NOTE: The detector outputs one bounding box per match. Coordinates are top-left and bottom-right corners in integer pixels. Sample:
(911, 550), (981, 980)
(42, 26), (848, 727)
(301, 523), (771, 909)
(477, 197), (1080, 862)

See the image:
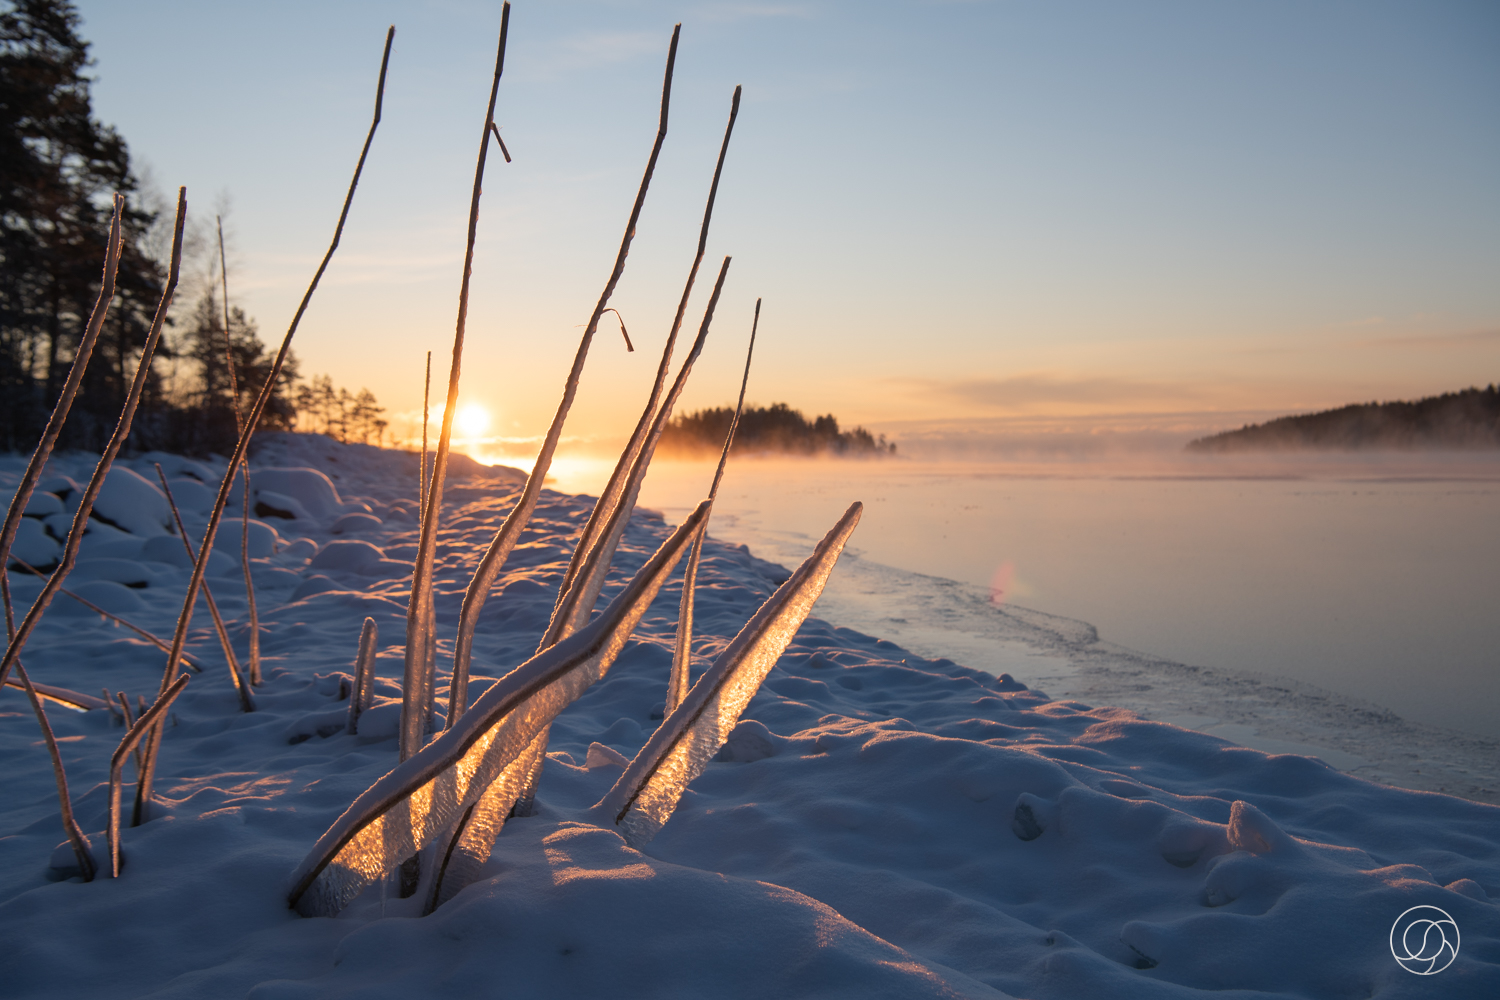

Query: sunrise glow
(456, 403), (490, 438)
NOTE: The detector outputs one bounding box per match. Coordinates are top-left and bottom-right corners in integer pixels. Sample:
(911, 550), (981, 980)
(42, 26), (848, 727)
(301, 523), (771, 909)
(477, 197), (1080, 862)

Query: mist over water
(545, 450), (1500, 741)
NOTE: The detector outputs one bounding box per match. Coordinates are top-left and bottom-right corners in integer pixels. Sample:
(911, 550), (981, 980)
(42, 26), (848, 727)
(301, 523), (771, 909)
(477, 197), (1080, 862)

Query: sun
(457, 403), (490, 437)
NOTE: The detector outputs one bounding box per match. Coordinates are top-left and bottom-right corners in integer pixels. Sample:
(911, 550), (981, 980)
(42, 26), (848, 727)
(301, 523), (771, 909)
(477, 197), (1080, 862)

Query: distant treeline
(1187, 385), (1500, 453)
(661, 403), (897, 457)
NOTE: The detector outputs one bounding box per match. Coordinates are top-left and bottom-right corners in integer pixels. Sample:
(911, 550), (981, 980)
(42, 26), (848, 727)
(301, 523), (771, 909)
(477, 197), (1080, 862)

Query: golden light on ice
(457, 404), (490, 437)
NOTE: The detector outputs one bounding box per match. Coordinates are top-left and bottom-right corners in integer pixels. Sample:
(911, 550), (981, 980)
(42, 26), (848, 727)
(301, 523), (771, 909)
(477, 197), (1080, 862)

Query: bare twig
(136, 29), (394, 820)
(154, 466), (254, 711)
(0, 197), (124, 689)
(487, 122), (511, 163)
(403, 5), (510, 760)
(602, 308), (633, 352)
(446, 23), (685, 725)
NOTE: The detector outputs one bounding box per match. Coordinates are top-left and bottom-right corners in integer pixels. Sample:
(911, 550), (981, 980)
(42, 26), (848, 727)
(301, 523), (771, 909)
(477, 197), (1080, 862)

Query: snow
(9, 516), (60, 568)
(85, 466), (173, 538)
(1, 433), (1496, 998)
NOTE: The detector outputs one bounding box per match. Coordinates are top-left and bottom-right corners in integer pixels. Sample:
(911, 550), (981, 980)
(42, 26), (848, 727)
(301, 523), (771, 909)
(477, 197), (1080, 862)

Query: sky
(71, 0), (1500, 458)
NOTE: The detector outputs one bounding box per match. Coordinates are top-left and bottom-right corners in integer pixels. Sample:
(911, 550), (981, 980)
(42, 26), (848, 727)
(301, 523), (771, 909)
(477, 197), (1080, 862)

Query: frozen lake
(550, 451), (1500, 742)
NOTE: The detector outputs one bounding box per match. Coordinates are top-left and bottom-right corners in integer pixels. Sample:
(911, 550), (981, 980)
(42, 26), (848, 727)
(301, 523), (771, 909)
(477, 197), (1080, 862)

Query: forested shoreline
(661, 402), (897, 457)
(1188, 385), (1500, 452)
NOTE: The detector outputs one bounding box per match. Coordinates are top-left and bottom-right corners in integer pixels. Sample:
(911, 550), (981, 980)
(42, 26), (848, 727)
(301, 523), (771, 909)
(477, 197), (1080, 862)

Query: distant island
(1187, 385), (1500, 452)
(661, 403), (897, 457)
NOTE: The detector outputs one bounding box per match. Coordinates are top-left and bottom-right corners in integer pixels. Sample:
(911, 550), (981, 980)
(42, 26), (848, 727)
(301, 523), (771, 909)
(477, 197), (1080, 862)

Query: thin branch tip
(489, 122), (512, 163)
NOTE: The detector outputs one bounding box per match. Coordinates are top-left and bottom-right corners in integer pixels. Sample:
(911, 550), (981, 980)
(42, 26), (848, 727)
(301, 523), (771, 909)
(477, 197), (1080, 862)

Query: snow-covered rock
(37, 475), (81, 500)
(250, 488), (313, 522)
(237, 467), (344, 519)
(69, 557), (157, 589)
(331, 512), (383, 535)
(7, 517), (60, 569)
(161, 476), (215, 513)
(136, 452), (219, 484)
(212, 517), (282, 559)
(309, 539), (386, 573)
(81, 466), (173, 537)
(47, 578), (145, 616)
(140, 533), (238, 576)
(21, 491), (63, 517)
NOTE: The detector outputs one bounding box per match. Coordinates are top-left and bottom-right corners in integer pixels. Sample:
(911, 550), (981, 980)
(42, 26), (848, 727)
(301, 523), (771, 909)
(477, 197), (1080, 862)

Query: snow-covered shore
(2, 435), (1496, 998)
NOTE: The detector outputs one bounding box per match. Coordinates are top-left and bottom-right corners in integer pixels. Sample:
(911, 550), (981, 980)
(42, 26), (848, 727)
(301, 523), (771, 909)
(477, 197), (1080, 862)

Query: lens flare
(989, 560), (1016, 605)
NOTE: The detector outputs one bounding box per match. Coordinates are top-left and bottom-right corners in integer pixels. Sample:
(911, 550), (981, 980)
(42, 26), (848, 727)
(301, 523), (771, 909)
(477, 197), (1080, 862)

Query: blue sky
(73, 1), (1500, 452)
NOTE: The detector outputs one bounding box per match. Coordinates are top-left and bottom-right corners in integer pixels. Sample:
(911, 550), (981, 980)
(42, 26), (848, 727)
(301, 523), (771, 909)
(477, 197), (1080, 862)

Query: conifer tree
(0, 0), (165, 451)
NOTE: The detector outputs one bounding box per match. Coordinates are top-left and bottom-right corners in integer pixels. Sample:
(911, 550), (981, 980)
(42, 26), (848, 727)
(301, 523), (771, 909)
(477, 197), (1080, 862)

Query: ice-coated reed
(0, 197), (123, 690)
(545, 257), (732, 649)
(115, 693), (143, 769)
(446, 20), (685, 726)
(668, 297), (760, 713)
(3, 675), (108, 712)
(135, 30), (393, 821)
(154, 467), (254, 712)
(347, 617), (378, 735)
(287, 502), (709, 918)
(0, 195), (168, 882)
(217, 216), (261, 686)
(14, 662), (95, 881)
(419, 351), (431, 524)
(400, 5), (510, 764)
(553, 82), (739, 613)
(108, 675), (190, 878)
(474, 254), (729, 834)
(597, 502), (863, 847)
(0, 184), (182, 841)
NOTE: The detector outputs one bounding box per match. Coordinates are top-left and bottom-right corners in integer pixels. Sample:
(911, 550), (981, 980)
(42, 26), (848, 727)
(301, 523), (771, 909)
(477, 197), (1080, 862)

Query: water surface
(553, 452), (1500, 741)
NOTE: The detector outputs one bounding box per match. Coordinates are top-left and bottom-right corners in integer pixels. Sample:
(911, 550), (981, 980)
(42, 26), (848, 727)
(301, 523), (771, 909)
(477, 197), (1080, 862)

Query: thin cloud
(1351, 328), (1500, 349)
(690, 2), (815, 22)
(236, 249), (462, 291)
(516, 30), (664, 80)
